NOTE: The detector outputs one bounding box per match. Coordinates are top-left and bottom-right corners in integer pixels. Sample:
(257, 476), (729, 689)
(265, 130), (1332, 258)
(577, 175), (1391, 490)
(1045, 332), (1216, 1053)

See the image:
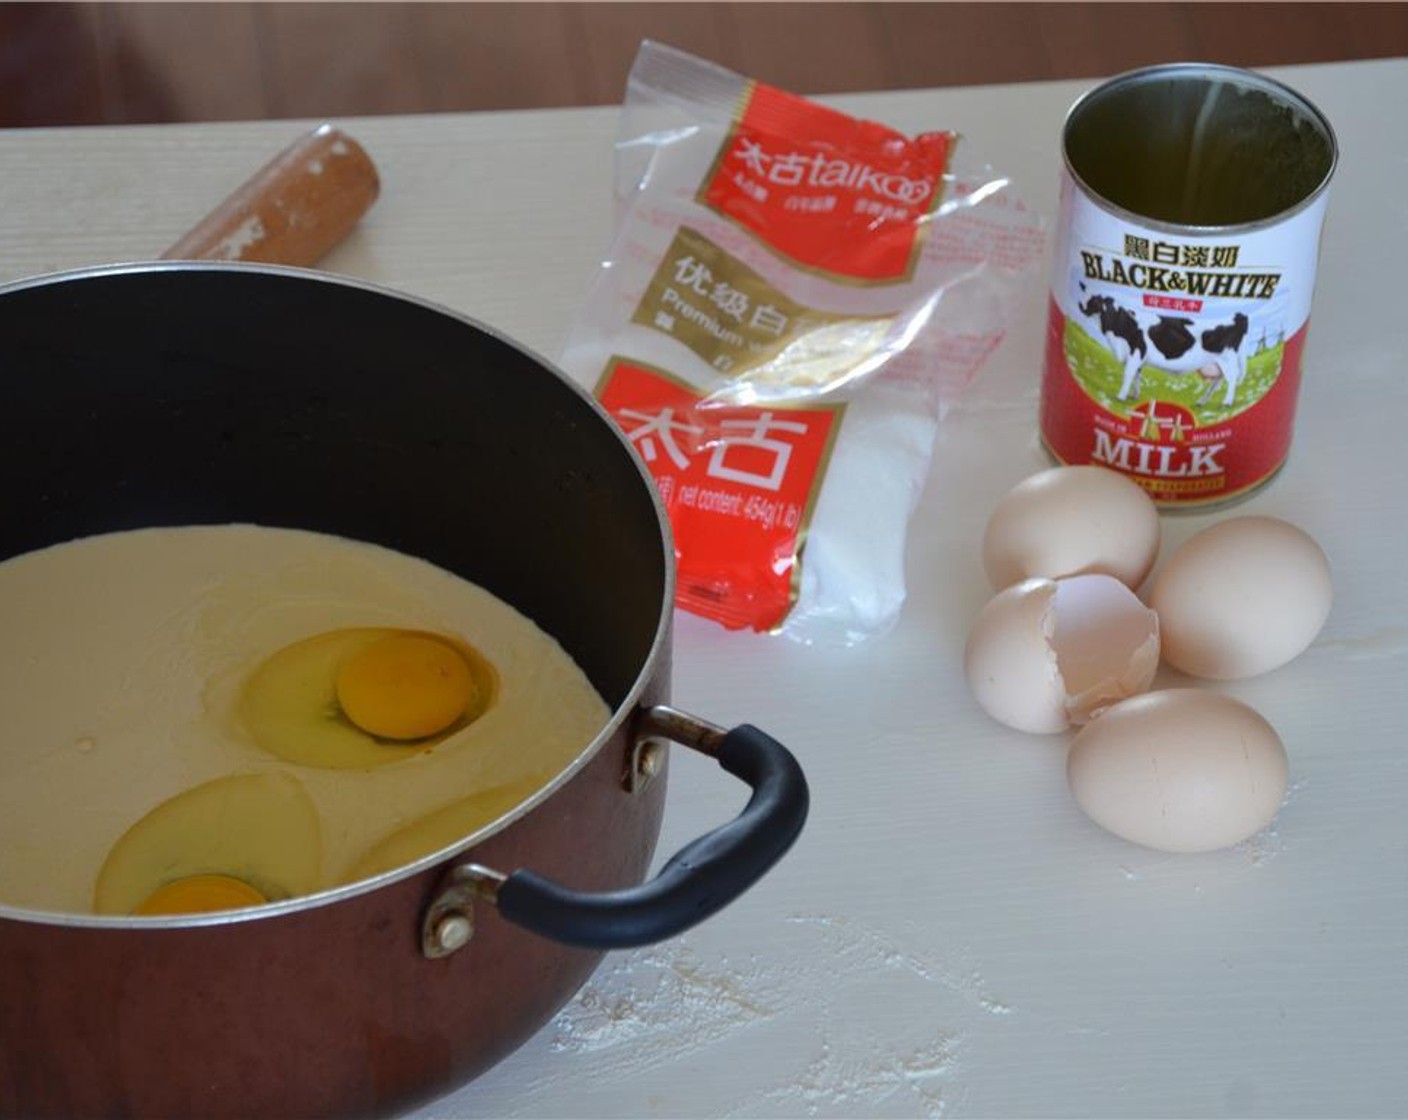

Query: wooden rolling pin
(162, 124), (380, 266)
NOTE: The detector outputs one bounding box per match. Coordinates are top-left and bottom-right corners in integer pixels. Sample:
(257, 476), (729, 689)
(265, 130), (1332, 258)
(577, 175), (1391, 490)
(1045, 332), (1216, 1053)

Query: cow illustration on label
(1065, 280), (1281, 426)
(1074, 284), (1254, 408)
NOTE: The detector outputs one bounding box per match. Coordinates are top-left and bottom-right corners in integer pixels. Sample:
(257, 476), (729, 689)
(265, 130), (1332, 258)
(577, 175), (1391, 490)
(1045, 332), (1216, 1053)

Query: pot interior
(0, 265), (668, 707)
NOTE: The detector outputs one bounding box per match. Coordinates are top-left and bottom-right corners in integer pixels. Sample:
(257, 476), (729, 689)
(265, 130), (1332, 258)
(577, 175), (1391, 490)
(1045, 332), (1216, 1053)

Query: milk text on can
(1040, 64), (1337, 507)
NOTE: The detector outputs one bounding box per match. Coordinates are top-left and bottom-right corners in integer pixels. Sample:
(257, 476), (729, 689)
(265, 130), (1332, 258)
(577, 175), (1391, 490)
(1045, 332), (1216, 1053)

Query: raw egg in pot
(240, 628), (498, 768)
(93, 772), (322, 916)
(341, 772), (546, 883)
(134, 875), (270, 916)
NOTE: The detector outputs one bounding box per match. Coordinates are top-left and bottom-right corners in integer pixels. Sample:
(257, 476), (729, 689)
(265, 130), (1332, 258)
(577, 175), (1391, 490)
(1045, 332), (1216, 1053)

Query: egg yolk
(335, 633), (476, 740)
(133, 874), (268, 916)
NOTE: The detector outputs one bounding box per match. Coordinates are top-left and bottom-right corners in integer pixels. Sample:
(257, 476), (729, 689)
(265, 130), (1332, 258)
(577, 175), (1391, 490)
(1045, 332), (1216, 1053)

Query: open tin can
(1039, 63), (1337, 507)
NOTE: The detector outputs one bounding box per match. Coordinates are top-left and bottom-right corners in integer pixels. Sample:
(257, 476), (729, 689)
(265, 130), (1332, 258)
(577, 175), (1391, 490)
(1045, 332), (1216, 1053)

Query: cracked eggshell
(1067, 689), (1289, 853)
(963, 574), (1160, 734)
(982, 465), (1161, 591)
(1151, 515), (1332, 680)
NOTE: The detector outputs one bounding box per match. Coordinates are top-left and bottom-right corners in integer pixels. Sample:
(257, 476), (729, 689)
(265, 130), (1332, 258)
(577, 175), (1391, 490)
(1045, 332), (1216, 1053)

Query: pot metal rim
(1060, 60), (1340, 236)
(0, 260), (677, 932)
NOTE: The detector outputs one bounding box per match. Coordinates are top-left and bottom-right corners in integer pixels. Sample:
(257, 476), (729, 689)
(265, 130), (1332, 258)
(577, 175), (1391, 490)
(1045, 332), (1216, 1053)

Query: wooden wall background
(2, 2), (1406, 128)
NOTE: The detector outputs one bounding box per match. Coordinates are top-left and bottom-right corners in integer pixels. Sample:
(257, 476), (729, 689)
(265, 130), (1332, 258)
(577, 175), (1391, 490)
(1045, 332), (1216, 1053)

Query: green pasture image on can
(1039, 63), (1337, 507)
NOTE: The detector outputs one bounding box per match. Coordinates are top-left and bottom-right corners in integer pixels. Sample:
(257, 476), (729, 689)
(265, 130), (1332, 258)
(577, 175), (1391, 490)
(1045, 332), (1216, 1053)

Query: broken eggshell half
(963, 574), (1160, 734)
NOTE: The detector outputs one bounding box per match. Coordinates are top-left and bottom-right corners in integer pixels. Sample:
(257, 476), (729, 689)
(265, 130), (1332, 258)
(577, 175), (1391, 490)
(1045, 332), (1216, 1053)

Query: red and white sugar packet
(562, 42), (1044, 644)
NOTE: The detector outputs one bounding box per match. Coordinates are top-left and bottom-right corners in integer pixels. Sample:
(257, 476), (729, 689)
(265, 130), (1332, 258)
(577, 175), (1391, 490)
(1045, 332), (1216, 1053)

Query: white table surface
(3, 58), (1405, 1119)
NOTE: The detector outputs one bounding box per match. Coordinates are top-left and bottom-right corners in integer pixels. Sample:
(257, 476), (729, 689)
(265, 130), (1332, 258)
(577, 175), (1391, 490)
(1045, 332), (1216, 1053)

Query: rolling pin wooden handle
(161, 124), (380, 267)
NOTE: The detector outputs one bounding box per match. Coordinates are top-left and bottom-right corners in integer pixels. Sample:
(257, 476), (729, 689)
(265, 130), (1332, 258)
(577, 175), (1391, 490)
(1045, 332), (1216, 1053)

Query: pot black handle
(423, 707), (807, 954)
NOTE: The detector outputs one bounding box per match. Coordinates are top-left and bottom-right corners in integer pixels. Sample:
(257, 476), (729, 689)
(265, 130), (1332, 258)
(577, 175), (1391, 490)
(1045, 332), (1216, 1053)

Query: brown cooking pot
(0, 263), (808, 1119)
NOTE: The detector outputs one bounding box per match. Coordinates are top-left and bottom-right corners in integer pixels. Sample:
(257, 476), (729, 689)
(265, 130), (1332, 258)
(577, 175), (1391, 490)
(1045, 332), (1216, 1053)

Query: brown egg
(1151, 516), (1332, 680)
(1067, 689), (1289, 853)
(982, 466), (1161, 591)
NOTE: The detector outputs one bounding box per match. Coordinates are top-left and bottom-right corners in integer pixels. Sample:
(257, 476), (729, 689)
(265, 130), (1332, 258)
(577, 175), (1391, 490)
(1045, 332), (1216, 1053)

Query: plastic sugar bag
(561, 41), (1045, 644)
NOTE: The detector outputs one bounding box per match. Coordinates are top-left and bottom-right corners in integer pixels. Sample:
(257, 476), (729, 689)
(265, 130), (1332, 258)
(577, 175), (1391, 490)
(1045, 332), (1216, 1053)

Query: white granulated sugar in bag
(788, 388), (938, 645)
